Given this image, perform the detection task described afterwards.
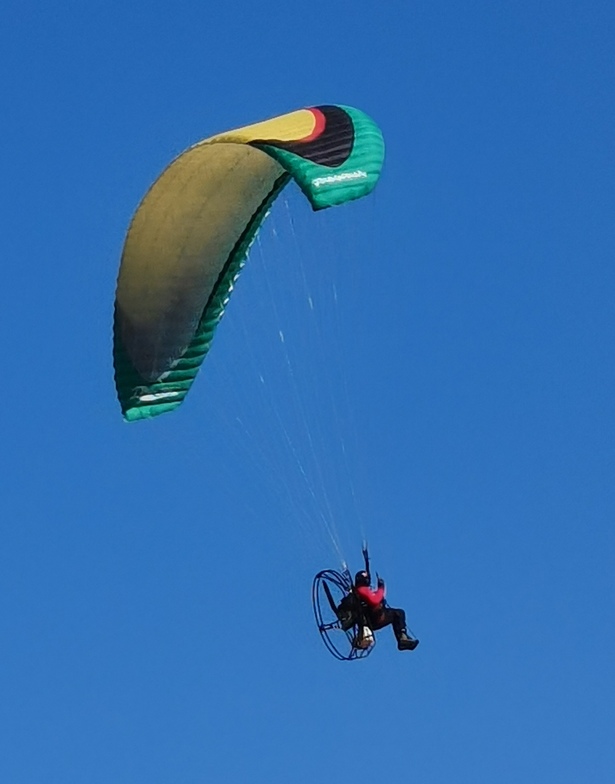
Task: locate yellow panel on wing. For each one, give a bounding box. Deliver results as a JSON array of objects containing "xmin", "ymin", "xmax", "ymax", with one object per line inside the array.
[{"xmin": 205, "ymin": 109, "xmax": 316, "ymax": 145}]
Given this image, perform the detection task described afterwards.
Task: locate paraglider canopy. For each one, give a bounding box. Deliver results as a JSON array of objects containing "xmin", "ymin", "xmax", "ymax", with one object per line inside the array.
[{"xmin": 113, "ymin": 105, "xmax": 384, "ymax": 421}]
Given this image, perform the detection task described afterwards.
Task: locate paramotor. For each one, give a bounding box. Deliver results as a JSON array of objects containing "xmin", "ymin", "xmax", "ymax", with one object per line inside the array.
[{"xmin": 312, "ymin": 568, "xmax": 376, "ymax": 661}]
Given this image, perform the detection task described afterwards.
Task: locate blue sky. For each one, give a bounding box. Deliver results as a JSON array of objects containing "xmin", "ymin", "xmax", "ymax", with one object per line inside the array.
[{"xmin": 2, "ymin": 1, "xmax": 614, "ymax": 782}]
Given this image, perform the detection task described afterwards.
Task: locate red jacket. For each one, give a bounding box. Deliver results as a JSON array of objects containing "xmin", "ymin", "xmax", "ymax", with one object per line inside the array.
[{"xmin": 355, "ymin": 584, "xmax": 385, "ymax": 609}]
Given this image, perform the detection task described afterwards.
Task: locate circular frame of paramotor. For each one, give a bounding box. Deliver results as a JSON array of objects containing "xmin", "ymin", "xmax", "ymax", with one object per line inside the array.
[{"xmin": 312, "ymin": 569, "xmax": 376, "ymax": 661}]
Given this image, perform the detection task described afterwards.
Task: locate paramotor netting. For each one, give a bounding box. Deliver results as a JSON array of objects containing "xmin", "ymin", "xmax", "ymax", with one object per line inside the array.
[{"xmin": 312, "ymin": 569, "xmax": 376, "ymax": 661}]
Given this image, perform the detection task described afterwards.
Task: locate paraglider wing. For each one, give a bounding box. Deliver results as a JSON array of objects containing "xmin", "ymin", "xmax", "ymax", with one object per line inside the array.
[{"xmin": 113, "ymin": 105, "xmax": 384, "ymax": 421}]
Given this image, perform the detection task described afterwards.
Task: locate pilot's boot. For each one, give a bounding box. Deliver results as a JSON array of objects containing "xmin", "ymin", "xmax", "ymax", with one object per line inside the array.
[{"xmin": 397, "ymin": 630, "xmax": 419, "ymax": 651}]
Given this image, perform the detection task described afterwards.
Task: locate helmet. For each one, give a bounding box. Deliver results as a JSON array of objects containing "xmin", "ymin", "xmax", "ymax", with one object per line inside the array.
[{"xmin": 354, "ymin": 570, "xmax": 370, "ymax": 587}]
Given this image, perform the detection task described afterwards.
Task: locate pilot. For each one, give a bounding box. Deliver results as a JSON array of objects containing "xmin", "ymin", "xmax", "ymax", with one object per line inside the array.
[{"xmin": 354, "ymin": 571, "xmax": 419, "ymax": 651}]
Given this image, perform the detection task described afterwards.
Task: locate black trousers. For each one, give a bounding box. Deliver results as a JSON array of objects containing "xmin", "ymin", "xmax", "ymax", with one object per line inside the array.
[{"xmin": 370, "ymin": 607, "xmax": 409, "ymax": 640}]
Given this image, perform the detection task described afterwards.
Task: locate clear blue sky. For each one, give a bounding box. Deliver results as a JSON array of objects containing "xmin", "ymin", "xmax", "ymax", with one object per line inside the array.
[{"xmin": 2, "ymin": 2, "xmax": 614, "ymax": 782}]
